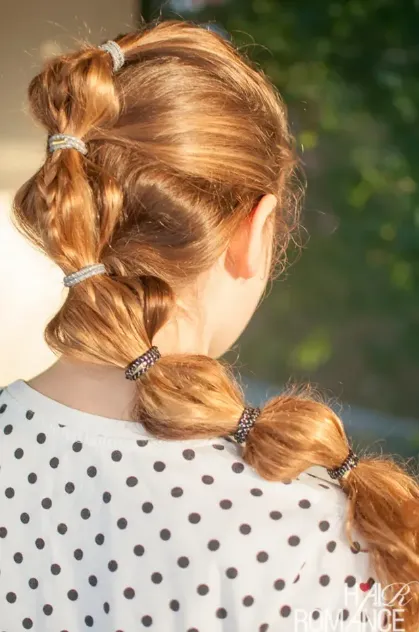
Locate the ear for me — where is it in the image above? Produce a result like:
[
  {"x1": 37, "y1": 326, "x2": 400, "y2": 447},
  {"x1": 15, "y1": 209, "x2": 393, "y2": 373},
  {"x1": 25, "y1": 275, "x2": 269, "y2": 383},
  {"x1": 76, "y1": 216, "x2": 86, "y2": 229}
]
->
[{"x1": 226, "y1": 194, "x2": 277, "y2": 279}]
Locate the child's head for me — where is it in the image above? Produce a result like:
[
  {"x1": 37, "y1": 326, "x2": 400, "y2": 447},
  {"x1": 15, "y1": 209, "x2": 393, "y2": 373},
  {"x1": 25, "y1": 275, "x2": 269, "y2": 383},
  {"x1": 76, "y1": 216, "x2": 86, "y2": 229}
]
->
[{"x1": 15, "y1": 20, "x2": 299, "y2": 364}]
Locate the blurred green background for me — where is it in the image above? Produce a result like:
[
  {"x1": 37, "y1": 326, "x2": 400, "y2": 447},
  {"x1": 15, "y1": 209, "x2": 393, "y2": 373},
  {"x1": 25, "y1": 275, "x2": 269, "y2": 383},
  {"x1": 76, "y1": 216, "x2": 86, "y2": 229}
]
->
[{"x1": 142, "y1": 0, "x2": 419, "y2": 455}]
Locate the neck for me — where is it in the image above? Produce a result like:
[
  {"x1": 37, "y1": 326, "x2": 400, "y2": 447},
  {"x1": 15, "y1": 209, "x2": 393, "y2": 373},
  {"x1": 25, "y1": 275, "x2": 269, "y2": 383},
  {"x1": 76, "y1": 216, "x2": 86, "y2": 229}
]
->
[{"x1": 27, "y1": 304, "x2": 210, "y2": 421}]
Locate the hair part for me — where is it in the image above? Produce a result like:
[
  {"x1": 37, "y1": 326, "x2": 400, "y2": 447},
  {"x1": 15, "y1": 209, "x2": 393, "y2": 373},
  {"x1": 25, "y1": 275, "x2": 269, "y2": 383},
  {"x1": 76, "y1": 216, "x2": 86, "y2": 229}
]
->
[{"x1": 13, "y1": 19, "x2": 419, "y2": 628}]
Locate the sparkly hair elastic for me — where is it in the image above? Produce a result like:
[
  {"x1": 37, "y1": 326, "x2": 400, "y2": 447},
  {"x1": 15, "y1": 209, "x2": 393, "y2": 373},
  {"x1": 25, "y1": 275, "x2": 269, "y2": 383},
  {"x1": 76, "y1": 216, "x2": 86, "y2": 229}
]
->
[
  {"x1": 327, "y1": 450, "x2": 359, "y2": 480},
  {"x1": 48, "y1": 134, "x2": 88, "y2": 156},
  {"x1": 98, "y1": 40, "x2": 125, "y2": 72},
  {"x1": 232, "y1": 407, "x2": 261, "y2": 444},
  {"x1": 63, "y1": 264, "x2": 107, "y2": 288},
  {"x1": 125, "y1": 346, "x2": 161, "y2": 381}
]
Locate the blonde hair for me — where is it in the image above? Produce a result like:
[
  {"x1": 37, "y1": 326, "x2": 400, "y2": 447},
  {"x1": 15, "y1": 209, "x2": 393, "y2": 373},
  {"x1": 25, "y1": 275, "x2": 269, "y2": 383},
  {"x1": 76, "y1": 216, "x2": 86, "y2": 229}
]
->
[{"x1": 13, "y1": 20, "x2": 419, "y2": 628}]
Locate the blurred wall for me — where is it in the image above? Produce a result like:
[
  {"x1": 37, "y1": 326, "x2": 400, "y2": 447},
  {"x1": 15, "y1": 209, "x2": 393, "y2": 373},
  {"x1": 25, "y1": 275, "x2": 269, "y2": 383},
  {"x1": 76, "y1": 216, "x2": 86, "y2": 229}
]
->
[{"x1": 0, "y1": 0, "x2": 136, "y2": 384}]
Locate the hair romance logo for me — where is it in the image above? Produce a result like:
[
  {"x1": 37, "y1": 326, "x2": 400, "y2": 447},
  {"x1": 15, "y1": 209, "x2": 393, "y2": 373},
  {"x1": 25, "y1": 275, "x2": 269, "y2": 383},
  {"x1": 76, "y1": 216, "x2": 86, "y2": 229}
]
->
[{"x1": 292, "y1": 581, "x2": 419, "y2": 631}]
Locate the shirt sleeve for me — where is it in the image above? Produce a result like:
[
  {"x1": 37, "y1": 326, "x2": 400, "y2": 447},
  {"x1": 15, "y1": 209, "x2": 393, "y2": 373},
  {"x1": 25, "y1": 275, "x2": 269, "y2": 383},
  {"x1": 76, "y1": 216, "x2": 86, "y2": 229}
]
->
[{"x1": 286, "y1": 507, "x2": 386, "y2": 631}]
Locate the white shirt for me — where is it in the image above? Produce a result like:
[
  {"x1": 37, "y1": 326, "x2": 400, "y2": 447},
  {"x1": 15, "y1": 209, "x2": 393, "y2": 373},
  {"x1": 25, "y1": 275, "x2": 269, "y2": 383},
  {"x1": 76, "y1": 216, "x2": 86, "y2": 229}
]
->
[{"x1": 0, "y1": 380, "x2": 381, "y2": 631}]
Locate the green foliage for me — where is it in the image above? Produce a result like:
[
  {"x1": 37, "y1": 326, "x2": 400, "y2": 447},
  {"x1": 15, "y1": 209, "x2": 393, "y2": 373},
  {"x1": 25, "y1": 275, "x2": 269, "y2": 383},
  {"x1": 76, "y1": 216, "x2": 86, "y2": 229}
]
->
[{"x1": 164, "y1": 0, "x2": 419, "y2": 417}]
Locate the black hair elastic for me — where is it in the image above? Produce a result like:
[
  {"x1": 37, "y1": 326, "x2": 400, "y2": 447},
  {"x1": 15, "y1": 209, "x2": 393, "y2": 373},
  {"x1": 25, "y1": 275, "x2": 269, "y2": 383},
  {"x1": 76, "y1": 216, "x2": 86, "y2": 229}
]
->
[
  {"x1": 125, "y1": 346, "x2": 161, "y2": 381},
  {"x1": 327, "y1": 450, "x2": 359, "y2": 480},
  {"x1": 232, "y1": 407, "x2": 261, "y2": 444}
]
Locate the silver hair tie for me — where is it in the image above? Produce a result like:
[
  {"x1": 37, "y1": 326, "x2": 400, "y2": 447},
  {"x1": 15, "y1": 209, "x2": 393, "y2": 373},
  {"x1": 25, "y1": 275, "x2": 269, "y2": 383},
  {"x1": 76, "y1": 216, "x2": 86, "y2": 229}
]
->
[
  {"x1": 63, "y1": 264, "x2": 107, "y2": 288},
  {"x1": 232, "y1": 407, "x2": 261, "y2": 444},
  {"x1": 125, "y1": 347, "x2": 161, "y2": 381},
  {"x1": 327, "y1": 450, "x2": 359, "y2": 481},
  {"x1": 99, "y1": 40, "x2": 125, "y2": 72},
  {"x1": 48, "y1": 134, "x2": 88, "y2": 156}
]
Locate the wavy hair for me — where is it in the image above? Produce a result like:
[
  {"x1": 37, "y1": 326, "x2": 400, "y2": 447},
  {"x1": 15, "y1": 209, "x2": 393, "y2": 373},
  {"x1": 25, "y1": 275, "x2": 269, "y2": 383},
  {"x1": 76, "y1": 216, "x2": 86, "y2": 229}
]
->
[{"x1": 13, "y1": 20, "x2": 419, "y2": 628}]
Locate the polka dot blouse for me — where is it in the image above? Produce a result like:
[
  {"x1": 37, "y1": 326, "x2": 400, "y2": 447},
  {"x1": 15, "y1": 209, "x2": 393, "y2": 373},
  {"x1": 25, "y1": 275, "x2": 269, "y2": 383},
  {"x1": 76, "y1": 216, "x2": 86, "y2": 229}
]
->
[{"x1": 0, "y1": 381, "x2": 380, "y2": 631}]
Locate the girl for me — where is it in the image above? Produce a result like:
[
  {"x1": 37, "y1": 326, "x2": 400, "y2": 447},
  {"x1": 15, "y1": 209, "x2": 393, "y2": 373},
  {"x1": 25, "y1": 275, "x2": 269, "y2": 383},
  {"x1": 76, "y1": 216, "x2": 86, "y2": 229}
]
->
[{"x1": 1, "y1": 19, "x2": 419, "y2": 632}]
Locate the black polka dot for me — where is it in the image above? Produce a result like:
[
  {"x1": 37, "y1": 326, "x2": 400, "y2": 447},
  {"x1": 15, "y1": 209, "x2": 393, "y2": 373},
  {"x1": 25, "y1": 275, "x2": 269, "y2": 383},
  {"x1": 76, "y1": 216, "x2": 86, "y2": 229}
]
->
[
  {"x1": 226, "y1": 567, "x2": 238, "y2": 579},
  {"x1": 74, "y1": 549, "x2": 83, "y2": 560},
  {"x1": 319, "y1": 520, "x2": 330, "y2": 532},
  {"x1": 208, "y1": 539, "x2": 220, "y2": 551},
  {"x1": 67, "y1": 589, "x2": 78, "y2": 601},
  {"x1": 188, "y1": 512, "x2": 201, "y2": 524},
  {"x1": 232, "y1": 462, "x2": 244, "y2": 473},
  {"x1": 36, "y1": 433, "x2": 46, "y2": 444},
  {"x1": 0, "y1": 526, "x2": 7, "y2": 538},
  {"x1": 219, "y1": 499, "x2": 232, "y2": 510},
  {"x1": 270, "y1": 511, "x2": 282, "y2": 520},
  {"x1": 299, "y1": 499, "x2": 311, "y2": 508},
  {"x1": 124, "y1": 587, "x2": 135, "y2": 599},
  {"x1": 197, "y1": 584, "x2": 209, "y2": 595},
  {"x1": 351, "y1": 541, "x2": 361, "y2": 554},
  {"x1": 26, "y1": 410, "x2": 34, "y2": 420},
  {"x1": 57, "y1": 523, "x2": 67, "y2": 535},
  {"x1": 177, "y1": 556, "x2": 190, "y2": 568},
  {"x1": 216, "y1": 607, "x2": 227, "y2": 619},
  {"x1": 202, "y1": 475, "x2": 214, "y2": 484},
  {"x1": 274, "y1": 579, "x2": 286, "y2": 590},
  {"x1": 171, "y1": 487, "x2": 183, "y2": 498},
  {"x1": 22, "y1": 618, "x2": 33, "y2": 629},
  {"x1": 85, "y1": 615, "x2": 94, "y2": 627},
  {"x1": 327, "y1": 540, "x2": 336, "y2": 552},
  {"x1": 243, "y1": 595, "x2": 254, "y2": 607},
  {"x1": 111, "y1": 450, "x2": 122, "y2": 461},
  {"x1": 257, "y1": 551, "x2": 269, "y2": 563},
  {"x1": 103, "y1": 602, "x2": 110, "y2": 614},
  {"x1": 250, "y1": 488, "x2": 263, "y2": 496},
  {"x1": 151, "y1": 572, "x2": 163, "y2": 584},
  {"x1": 20, "y1": 512, "x2": 30, "y2": 524},
  {"x1": 87, "y1": 466, "x2": 97, "y2": 478},
  {"x1": 142, "y1": 502, "x2": 153, "y2": 513},
  {"x1": 88, "y1": 575, "x2": 98, "y2": 586},
  {"x1": 5, "y1": 487, "x2": 15, "y2": 498},
  {"x1": 14, "y1": 448, "x2": 24, "y2": 459},
  {"x1": 212, "y1": 443, "x2": 225, "y2": 450},
  {"x1": 141, "y1": 615, "x2": 152, "y2": 627},
  {"x1": 160, "y1": 529, "x2": 171, "y2": 541},
  {"x1": 0, "y1": 403, "x2": 7, "y2": 414},
  {"x1": 35, "y1": 538, "x2": 45, "y2": 550},
  {"x1": 312, "y1": 610, "x2": 321, "y2": 620},
  {"x1": 14, "y1": 552, "x2": 23, "y2": 563},
  {"x1": 126, "y1": 476, "x2": 138, "y2": 487},
  {"x1": 345, "y1": 575, "x2": 356, "y2": 587},
  {"x1": 293, "y1": 574, "x2": 300, "y2": 584},
  {"x1": 239, "y1": 523, "x2": 251, "y2": 535},
  {"x1": 154, "y1": 461, "x2": 166, "y2": 472},
  {"x1": 339, "y1": 609, "x2": 350, "y2": 621},
  {"x1": 108, "y1": 560, "x2": 118, "y2": 572},
  {"x1": 49, "y1": 457, "x2": 59, "y2": 468},
  {"x1": 134, "y1": 544, "x2": 145, "y2": 555},
  {"x1": 169, "y1": 599, "x2": 179, "y2": 611},
  {"x1": 28, "y1": 578, "x2": 38, "y2": 589},
  {"x1": 136, "y1": 440, "x2": 148, "y2": 447},
  {"x1": 320, "y1": 574, "x2": 330, "y2": 586},
  {"x1": 6, "y1": 591, "x2": 16, "y2": 603},
  {"x1": 65, "y1": 482, "x2": 75, "y2": 494},
  {"x1": 102, "y1": 491, "x2": 111, "y2": 503},
  {"x1": 4, "y1": 424, "x2": 13, "y2": 434},
  {"x1": 28, "y1": 472, "x2": 37, "y2": 484},
  {"x1": 280, "y1": 606, "x2": 291, "y2": 617},
  {"x1": 41, "y1": 497, "x2": 52, "y2": 509},
  {"x1": 51, "y1": 564, "x2": 61, "y2": 575},
  {"x1": 81, "y1": 508, "x2": 90, "y2": 520},
  {"x1": 260, "y1": 625, "x2": 269, "y2": 632},
  {"x1": 182, "y1": 449, "x2": 195, "y2": 460},
  {"x1": 43, "y1": 604, "x2": 53, "y2": 615},
  {"x1": 117, "y1": 517, "x2": 127, "y2": 529}
]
